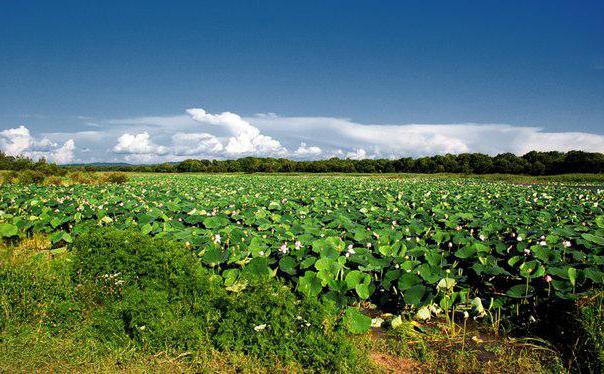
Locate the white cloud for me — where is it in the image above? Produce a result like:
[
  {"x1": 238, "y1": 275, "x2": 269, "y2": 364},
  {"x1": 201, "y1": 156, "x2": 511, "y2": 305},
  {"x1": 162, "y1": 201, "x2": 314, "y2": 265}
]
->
[
  {"x1": 186, "y1": 108, "x2": 285, "y2": 154},
  {"x1": 49, "y1": 139, "x2": 75, "y2": 164},
  {"x1": 172, "y1": 133, "x2": 224, "y2": 156},
  {"x1": 293, "y1": 142, "x2": 322, "y2": 157},
  {"x1": 0, "y1": 125, "x2": 76, "y2": 164},
  {"x1": 0, "y1": 125, "x2": 33, "y2": 156},
  {"x1": 5, "y1": 108, "x2": 604, "y2": 164},
  {"x1": 345, "y1": 148, "x2": 369, "y2": 160},
  {"x1": 113, "y1": 132, "x2": 168, "y2": 155},
  {"x1": 248, "y1": 115, "x2": 604, "y2": 157}
]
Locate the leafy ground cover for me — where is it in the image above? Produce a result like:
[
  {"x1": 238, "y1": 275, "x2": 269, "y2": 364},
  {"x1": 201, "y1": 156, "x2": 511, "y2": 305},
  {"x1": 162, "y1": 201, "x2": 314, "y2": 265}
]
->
[
  {"x1": 0, "y1": 174, "x2": 602, "y2": 371},
  {"x1": 0, "y1": 234, "x2": 565, "y2": 373}
]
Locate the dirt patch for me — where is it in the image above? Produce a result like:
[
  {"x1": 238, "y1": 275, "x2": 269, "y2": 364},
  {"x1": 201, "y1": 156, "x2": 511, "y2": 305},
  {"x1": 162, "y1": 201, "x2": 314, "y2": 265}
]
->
[{"x1": 369, "y1": 352, "x2": 422, "y2": 373}]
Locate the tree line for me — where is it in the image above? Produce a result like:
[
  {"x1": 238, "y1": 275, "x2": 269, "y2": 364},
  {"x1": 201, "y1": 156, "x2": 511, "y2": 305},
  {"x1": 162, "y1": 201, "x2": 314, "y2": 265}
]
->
[
  {"x1": 2, "y1": 150, "x2": 603, "y2": 175},
  {"x1": 62, "y1": 150, "x2": 604, "y2": 175}
]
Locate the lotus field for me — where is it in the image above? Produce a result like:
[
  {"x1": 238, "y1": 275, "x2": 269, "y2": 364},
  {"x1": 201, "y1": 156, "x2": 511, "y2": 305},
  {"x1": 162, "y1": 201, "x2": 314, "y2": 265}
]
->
[{"x1": 1, "y1": 174, "x2": 603, "y2": 323}]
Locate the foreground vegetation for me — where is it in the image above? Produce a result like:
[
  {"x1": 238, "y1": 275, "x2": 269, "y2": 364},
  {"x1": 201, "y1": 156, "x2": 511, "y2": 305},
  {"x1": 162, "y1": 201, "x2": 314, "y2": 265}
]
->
[
  {"x1": 1, "y1": 173, "x2": 602, "y2": 372},
  {"x1": 1, "y1": 233, "x2": 569, "y2": 373}
]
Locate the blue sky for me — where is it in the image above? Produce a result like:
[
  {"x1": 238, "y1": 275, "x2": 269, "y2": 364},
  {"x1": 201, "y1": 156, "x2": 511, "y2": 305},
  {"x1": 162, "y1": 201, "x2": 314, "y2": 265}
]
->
[{"x1": 1, "y1": 1, "x2": 603, "y2": 163}]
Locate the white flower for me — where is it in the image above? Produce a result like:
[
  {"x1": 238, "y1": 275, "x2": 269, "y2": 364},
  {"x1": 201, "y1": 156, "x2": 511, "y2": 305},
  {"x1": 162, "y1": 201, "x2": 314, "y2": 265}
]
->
[
  {"x1": 295, "y1": 241, "x2": 302, "y2": 249},
  {"x1": 366, "y1": 243, "x2": 372, "y2": 248},
  {"x1": 517, "y1": 236, "x2": 523, "y2": 242},
  {"x1": 254, "y1": 324, "x2": 267, "y2": 331},
  {"x1": 259, "y1": 251, "x2": 265, "y2": 256},
  {"x1": 213, "y1": 234, "x2": 221, "y2": 244},
  {"x1": 563, "y1": 240, "x2": 572, "y2": 248},
  {"x1": 447, "y1": 242, "x2": 453, "y2": 248},
  {"x1": 279, "y1": 243, "x2": 288, "y2": 254},
  {"x1": 539, "y1": 241, "x2": 547, "y2": 246},
  {"x1": 463, "y1": 311, "x2": 469, "y2": 319},
  {"x1": 479, "y1": 234, "x2": 485, "y2": 241}
]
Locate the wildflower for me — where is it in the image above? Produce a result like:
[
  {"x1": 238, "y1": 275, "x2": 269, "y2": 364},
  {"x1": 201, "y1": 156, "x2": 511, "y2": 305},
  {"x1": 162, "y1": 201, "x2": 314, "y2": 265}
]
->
[
  {"x1": 366, "y1": 243, "x2": 372, "y2": 248},
  {"x1": 447, "y1": 242, "x2": 453, "y2": 248},
  {"x1": 259, "y1": 251, "x2": 265, "y2": 256},
  {"x1": 213, "y1": 234, "x2": 221, "y2": 244},
  {"x1": 279, "y1": 243, "x2": 288, "y2": 254},
  {"x1": 539, "y1": 241, "x2": 546, "y2": 246},
  {"x1": 524, "y1": 248, "x2": 531, "y2": 255},
  {"x1": 517, "y1": 236, "x2": 523, "y2": 242},
  {"x1": 463, "y1": 311, "x2": 469, "y2": 319},
  {"x1": 254, "y1": 324, "x2": 267, "y2": 331},
  {"x1": 545, "y1": 275, "x2": 552, "y2": 283},
  {"x1": 562, "y1": 240, "x2": 572, "y2": 248},
  {"x1": 479, "y1": 234, "x2": 485, "y2": 241}
]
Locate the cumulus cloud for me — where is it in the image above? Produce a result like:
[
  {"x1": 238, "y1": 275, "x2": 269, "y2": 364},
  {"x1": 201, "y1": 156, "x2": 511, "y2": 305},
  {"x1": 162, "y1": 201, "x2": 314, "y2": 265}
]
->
[
  {"x1": 172, "y1": 133, "x2": 224, "y2": 156},
  {"x1": 49, "y1": 139, "x2": 75, "y2": 164},
  {"x1": 293, "y1": 142, "x2": 322, "y2": 157},
  {"x1": 0, "y1": 126, "x2": 33, "y2": 155},
  {"x1": 0, "y1": 125, "x2": 76, "y2": 164},
  {"x1": 113, "y1": 132, "x2": 168, "y2": 155},
  {"x1": 186, "y1": 108, "x2": 285, "y2": 154},
  {"x1": 345, "y1": 148, "x2": 369, "y2": 160}
]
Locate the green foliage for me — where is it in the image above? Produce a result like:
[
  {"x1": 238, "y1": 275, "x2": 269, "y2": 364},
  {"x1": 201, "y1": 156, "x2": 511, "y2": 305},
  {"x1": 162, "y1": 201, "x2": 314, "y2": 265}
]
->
[
  {"x1": 103, "y1": 172, "x2": 129, "y2": 184},
  {"x1": 71, "y1": 229, "x2": 194, "y2": 293},
  {"x1": 54, "y1": 150, "x2": 604, "y2": 175},
  {"x1": 1, "y1": 174, "x2": 604, "y2": 326},
  {"x1": 579, "y1": 293, "x2": 604, "y2": 370},
  {"x1": 68, "y1": 229, "x2": 357, "y2": 370},
  {"x1": 342, "y1": 307, "x2": 372, "y2": 334}
]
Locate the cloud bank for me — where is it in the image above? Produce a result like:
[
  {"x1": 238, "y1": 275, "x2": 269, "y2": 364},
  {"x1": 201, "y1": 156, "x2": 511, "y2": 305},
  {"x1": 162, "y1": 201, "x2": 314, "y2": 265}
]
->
[
  {"x1": 0, "y1": 125, "x2": 75, "y2": 164},
  {"x1": 1, "y1": 107, "x2": 603, "y2": 164}
]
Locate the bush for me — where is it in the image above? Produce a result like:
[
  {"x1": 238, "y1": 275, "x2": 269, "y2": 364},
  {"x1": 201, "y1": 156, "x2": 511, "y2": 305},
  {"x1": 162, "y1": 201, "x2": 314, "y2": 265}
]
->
[
  {"x1": 1, "y1": 171, "x2": 19, "y2": 184},
  {"x1": 14, "y1": 170, "x2": 46, "y2": 184},
  {"x1": 103, "y1": 172, "x2": 129, "y2": 184},
  {"x1": 68, "y1": 171, "x2": 100, "y2": 184},
  {"x1": 44, "y1": 176, "x2": 64, "y2": 186},
  {"x1": 71, "y1": 229, "x2": 195, "y2": 293},
  {"x1": 70, "y1": 229, "x2": 359, "y2": 370}
]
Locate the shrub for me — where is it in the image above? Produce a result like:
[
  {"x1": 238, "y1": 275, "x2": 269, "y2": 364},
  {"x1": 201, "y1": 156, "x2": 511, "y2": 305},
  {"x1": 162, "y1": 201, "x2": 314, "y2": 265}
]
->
[
  {"x1": 103, "y1": 172, "x2": 129, "y2": 184},
  {"x1": 1, "y1": 171, "x2": 19, "y2": 184},
  {"x1": 70, "y1": 228, "x2": 359, "y2": 370},
  {"x1": 15, "y1": 170, "x2": 46, "y2": 184},
  {"x1": 68, "y1": 171, "x2": 100, "y2": 184},
  {"x1": 71, "y1": 229, "x2": 195, "y2": 294},
  {"x1": 45, "y1": 176, "x2": 64, "y2": 186}
]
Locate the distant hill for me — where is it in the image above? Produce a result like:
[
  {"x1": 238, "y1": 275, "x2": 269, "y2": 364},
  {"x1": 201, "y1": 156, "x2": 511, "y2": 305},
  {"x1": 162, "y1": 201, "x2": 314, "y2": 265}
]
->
[{"x1": 65, "y1": 162, "x2": 133, "y2": 167}]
